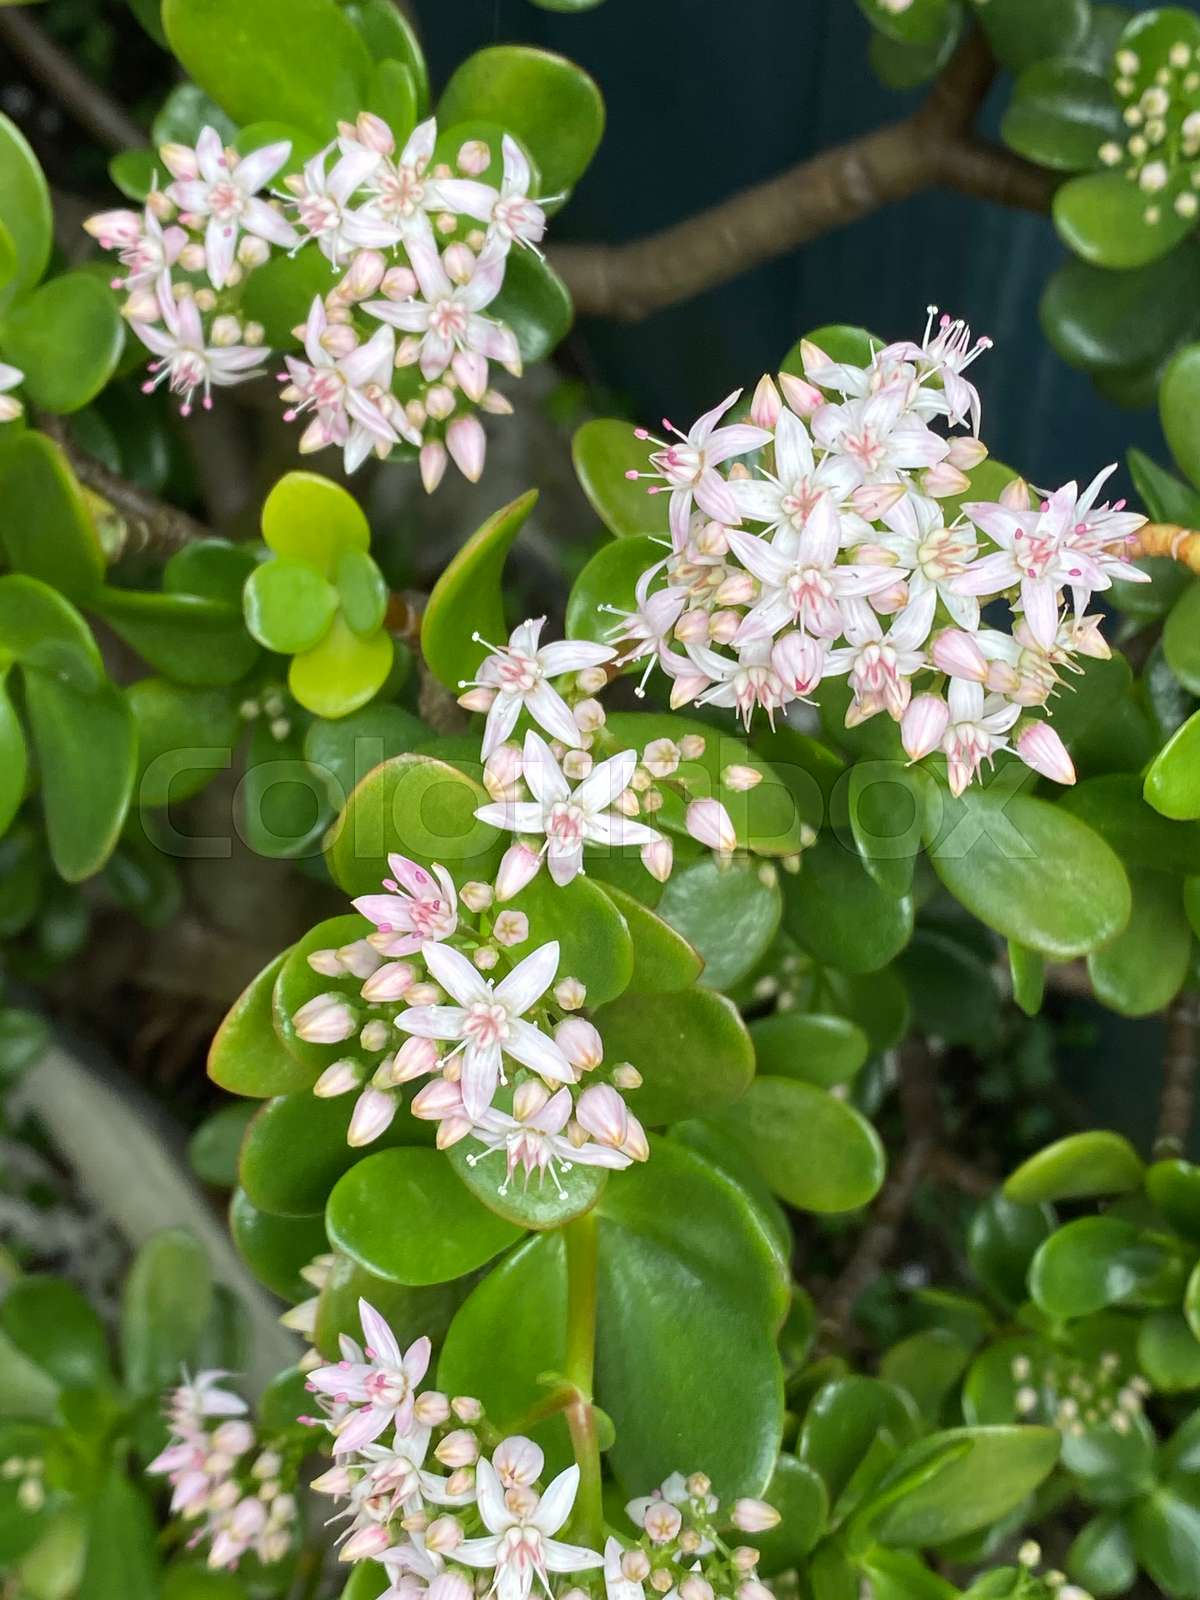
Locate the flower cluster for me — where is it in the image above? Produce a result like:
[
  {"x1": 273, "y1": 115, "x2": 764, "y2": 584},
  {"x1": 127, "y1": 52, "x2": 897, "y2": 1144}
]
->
[
  {"x1": 612, "y1": 309, "x2": 1148, "y2": 795},
  {"x1": 294, "y1": 850, "x2": 648, "y2": 1191},
  {"x1": 1010, "y1": 1347, "x2": 1151, "y2": 1438},
  {"x1": 1099, "y1": 33, "x2": 1200, "y2": 226},
  {"x1": 306, "y1": 1299, "x2": 605, "y2": 1599},
  {"x1": 605, "y1": 1471, "x2": 782, "y2": 1600},
  {"x1": 147, "y1": 1370, "x2": 299, "y2": 1571},
  {"x1": 85, "y1": 114, "x2": 544, "y2": 484}
]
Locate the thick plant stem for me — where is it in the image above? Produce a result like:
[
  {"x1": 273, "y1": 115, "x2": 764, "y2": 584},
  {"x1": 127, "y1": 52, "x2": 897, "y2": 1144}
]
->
[
  {"x1": 1124, "y1": 524, "x2": 1200, "y2": 575},
  {"x1": 563, "y1": 1210, "x2": 603, "y2": 1550},
  {"x1": 1156, "y1": 993, "x2": 1200, "y2": 1156}
]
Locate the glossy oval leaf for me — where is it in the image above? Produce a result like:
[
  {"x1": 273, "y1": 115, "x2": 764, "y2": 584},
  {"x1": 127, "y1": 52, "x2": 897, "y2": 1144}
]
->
[
  {"x1": 782, "y1": 833, "x2": 914, "y2": 974},
  {"x1": 709, "y1": 1075, "x2": 886, "y2": 1214},
  {"x1": 1005, "y1": 1132, "x2": 1145, "y2": 1205},
  {"x1": 1054, "y1": 169, "x2": 1195, "y2": 270},
  {"x1": 421, "y1": 489, "x2": 537, "y2": 691},
  {"x1": 571, "y1": 419, "x2": 669, "y2": 539},
  {"x1": 1146, "y1": 709, "x2": 1200, "y2": 820},
  {"x1": 590, "y1": 984, "x2": 754, "y2": 1124},
  {"x1": 925, "y1": 786, "x2": 1131, "y2": 959},
  {"x1": 748, "y1": 1012, "x2": 869, "y2": 1087},
  {"x1": 0, "y1": 434, "x2": 105, "y2": 603},
  {"x1": 595, "y1": 881, "x2": 703, "y2": 994},
  {"x1": 326, "y1": 1146, "x2": 522, "y2": 1284},
  {"x1": 656, "y1": 858, "x2": 782, "y2": 992},
  {"x1": 24, "y1": 671, "x2": 135, "y2": 882},
  {"x1": 208, "y1": 951, "x2": 318, "y2": 1098},
  {"x1": 1, "y1": 273, "x2": 124, "y2": 413}
]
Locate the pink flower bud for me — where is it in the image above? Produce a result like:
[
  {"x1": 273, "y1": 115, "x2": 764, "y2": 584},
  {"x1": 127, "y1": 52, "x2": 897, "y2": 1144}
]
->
[
  {"x1": 494, "y1": 910, "x2": 529, "y2": 947},
  {"x1": 412, "y1": 1078, "x2": 465, "y2": 1121},
  {"x1": 340, "y1": 1524, "x2": 392, "y2": 1562},
  {"x1": 674, "y1": 608, "x2": 709, "y2": 645},
  {"x1": 870, "y1": 579, "x2": 910, "y2": 615},
  {"x1": 436, "y1": 1115, "x2": 474, "y2": 1149},
  {"x1": 495, "y1": 842, "x2": 541, "y2": 902},
  {"x1": 340, "y1": 248, "x2": 388, "y2": 301},
  {"x1": 392, "y1": 1035, "x2": 441, "y2": 1083},
  {"x1": 901, "y1": 694, "x2": 950, "y2": 761},
  {"x1": 739, "y1": 1583, "x2": 775, "y2": 1600},
  {"x1": 458, "y1": 684, "x2": 496, "y2": 713},
  {"x1": 461, "y1": 881, "x2": 494, "y2": 912},
  {"x1": 353, "y1": 111, "x2": 395, "y2": 154},
  {"x1": 484, "y1": 741, "x2": 524, "y2": 797},
  {"x1": 419, "y1": 441, "x2": 448, "y2": 489},
  {"x1": 307, "y1": 947, "x2": 343, "y2": 977},
  {"x1": 750, "y1": 374, "x2": 782, "y2": 429},
  {"x1": 851, "y1": 481, "x2": 907, "y2": 521},
  {"x1": 451, "y1": 348, "x2": 488, "y2": 403},
  {"x1": 644, "y1": 1503, "x2": 683, "y2": 1543},
  {"x1": 415, "y1": 1390, "x2": 451, "y2": 1426},
  {"x1": 622, "y1": 1550, "x2": 653, "y2": 1581},
  {"x1": 457, "y1": 139, "x2": 492, "y2": 176},
  {"x1": 436, "y1": 1429, "x2": 480, "y2": 1467},
  {"x1": 212, "y1": 1420, "x2": 255, "y2": 1457},
  {"x1": 447, "y1": 414, "x2": 487, "y2": 483},
  {"x1": 382, "y1": 265, "x2": 419, "y2": 301},
  {"x1": 347, "y1": 1087, "x2": 396, "y2": 1147},
  {"x1": 292, "y1": 993, "x2": 357, "y2": 1044},
  {"x1": 708, "y1": 609, "x2": 740, "y2": 645},
  {"x1": 679, "y1": 1577, "x2": 714, "y2": 1600},
  {"x1": 442, "y1": 242, "x2": 476, "y2": 285},
  {"x1": 778, "y1": 371, "x2": 823, "y2": 417},
  {"x1": 361, "y1": 961, "x2": 417, "y2": 1002},
  {"x1": 922, "y1": 460, "x2": 971, "y2": 499},
  {"x1": 313, "y1": 1058, "x2": 361, "y2": 1098},
  {"x1": 731, "y1": 1498, "x2": 781, "y2": 1533},
  {"x1": 772, "y1": 631, "x2": 825, "y2": 696},
  {"x1": 555, "y1": 977, "x2": 587, "y2": 1011},
  {"x1": 946, "y1": 435, "x2": 988, "y2": 471},
  {"x1": 999, "y1": 476, "x2": 1032, "y2": 511},
  {"x1": 425, "y1": 384, "x2": 455, "y2": 421},
  {"x1": 84, "y1": 207, "x2": 143, "y2": 249},
  {"x1": 424, "y1": 1514, "x2": 463, "y2": 1552},
  {"x1": 451, "y1": 1395, "x2": 483, "y2": 1423},
  {"x1": 1016, "y1": 721, "x2": 1076, "y2": 786},
  {"x1": 930, "y1": 628, "x2": 989, "y2": 683},
  {"x1": 576, "y1": 1084, "x2": 630, "y2": 1148},
  {"x1": 687, "y1": 797, "x2": 737, "y2": 853},
  {"x1": 159, "y1": 142, "x2": 200, "y2": 181},
  {"x1": 714, "y1": 571, "x2": 756, "y2": 606},
  {"x1": 494, "y1": 1436, "x2": 543, "y2": 1487},
  {"x1": 641, "y1": 836, "x2": 673, "y2": 882},
  {"x1": 554, "y1": 1017, "x2": 603, "y2": 1072},
  {"x1": 311, "y1": 1464, "x2": 353, "y2": 1496}
]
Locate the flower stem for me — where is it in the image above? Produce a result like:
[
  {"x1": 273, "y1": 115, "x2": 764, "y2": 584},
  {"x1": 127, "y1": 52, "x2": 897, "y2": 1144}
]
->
[{"x1": 563, "y1": 1209, "x2": 604, "y2": 1549}]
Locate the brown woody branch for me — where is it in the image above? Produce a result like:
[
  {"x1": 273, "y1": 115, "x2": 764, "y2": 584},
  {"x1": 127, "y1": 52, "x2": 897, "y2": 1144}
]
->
[
  {"x1": 820, "y1": 1042, "x2": 940, "y2": 1341},
  {"x1": 549, "y1": 31, "x2": 1057, "y2": 323},
  {"x1": 1156, "y1": 993, "x2": 1200, "y2": 1155},
  {"x1": 39, "y1": 417, "x2": 213, "y2": 555},
  {"x1": 1124, "y1": 524, "x2": 1200, "y2": 575},
  {"x1": 0, "y1": 6, "x2": 147, "y2": 152}
]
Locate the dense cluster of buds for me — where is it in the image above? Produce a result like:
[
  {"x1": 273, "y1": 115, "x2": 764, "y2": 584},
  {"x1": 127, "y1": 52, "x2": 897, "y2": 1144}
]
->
[
  {"x1": 612, "y1": 310, "x2": 1149, "y2": 795},
  {"x1": 605, "y1": 1470, "x2": 781, "y2": 1600},
  {"x1": 85, "y1": 114, "x2": 543, "y2": 486},
  {"x1": 147, "y1": 1371, "x2": 299, "y2": 1571},
  {"x1": 306, "y1": 1299, "x2": 605, "y2": 1597},
  {"x1": 294, "y1": 851, "x2": 648, "y2": 1190},
  {"x1": 1010, "y1": 1347, "x2": 1152, "y2": 1437},
  {"x1": 1099, "y1": 32, "x2": 1200, "y2": 225},
  {"x1": 304, "y1": 1303, "x2": 784, "y2": 1600}
]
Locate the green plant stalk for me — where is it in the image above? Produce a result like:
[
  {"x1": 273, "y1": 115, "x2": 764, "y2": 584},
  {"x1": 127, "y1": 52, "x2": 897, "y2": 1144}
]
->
[{"x1": 563, "y1": 1209, "x2": 603, "y2": 1550}]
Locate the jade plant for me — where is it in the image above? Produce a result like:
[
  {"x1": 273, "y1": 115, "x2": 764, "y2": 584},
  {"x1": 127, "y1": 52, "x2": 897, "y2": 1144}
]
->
[{"x1": 6, "y1": 0, "x2": 1200, "y2": 1598}]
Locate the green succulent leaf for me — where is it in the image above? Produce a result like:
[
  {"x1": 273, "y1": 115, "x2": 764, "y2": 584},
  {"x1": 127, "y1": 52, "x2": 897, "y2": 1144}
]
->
[
  {"x1": 93, "y1": 587, "x2": 260, "y2": 687},
  {"x1": 925, "y1": 785, "x2": 1131, "y2": 959},
  {"x1": 436, "y1": 46, "x2": 604, "y2": 197},
  {"x1": 1005, "y1": 1132, "x2": 1145, "y2": 1204},
  {"x1": 243, "y1": 558, "x2": 338, "y2": 654},
  {"x1": 1146, "y1": 710, "x2": 1200, "y2": 819},
  {"x1": 0, "y1": 113, "x2": 51, "y2": 310},
  {"x1": 120, "y1": 1230, "x2": 213, "y2": 1396},
  {"x1": 590, "y1": 984, "x2": 754, "y2": 1124},
  {"x1": 421, "y1": 489, "x2": 538, "y2": 692},
  {"x1": 748, "y1": 1012, "x2": 869, "y2": 1087},
  {"x1": 656, "y1": 858, "x2": 782, "y2": 991},
  {"x1": 707, "y1": 1075, "x2": 886, "y2": 1214},
  {"x1": 1054, "y1": 169, "x2": 1196, "y2": 270},
  {"x1": 440, "y1": 1139, "x2": 786, "y2": 1499},
  {"x1": 327, "y1": 751, "x2": 503, "y2": 896},
  {"x1": 869, "y1": 1425, "x2": 1060, "y2": 1547},
  {"x1": 162, "y1": 0, "x2": 370, "y2": 137},
  {"x1": 327, "y1": 1147, "x2": 524, "y2": 1284},
  {"x1": 571, "y1": 420, "x2": 669, "y2": 539},
  {"x1": 208, "y1": 951, "x2": 318, "y2": 1098},
  {"x1": 0, "y1": 433, "x2": 105, "y2": 603},
  {"x1": 782, "y1": 833, "x2": 914, "y2": 974},
  {"x1": 1003, "y1": 59, "x2": 1123, "y2": 170},
  {"x1": 229, "y1": 1188, "x2": 329, "y2": 1301},
  {"x1": 595, "y1": 881, "x2": 704, "y2": 993}
]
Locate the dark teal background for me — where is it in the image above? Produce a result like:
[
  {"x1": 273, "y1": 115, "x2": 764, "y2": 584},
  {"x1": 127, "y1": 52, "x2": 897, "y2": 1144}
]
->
[{"x1": 416, "y1": 0, "x2": 1178, "y2": 492}]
